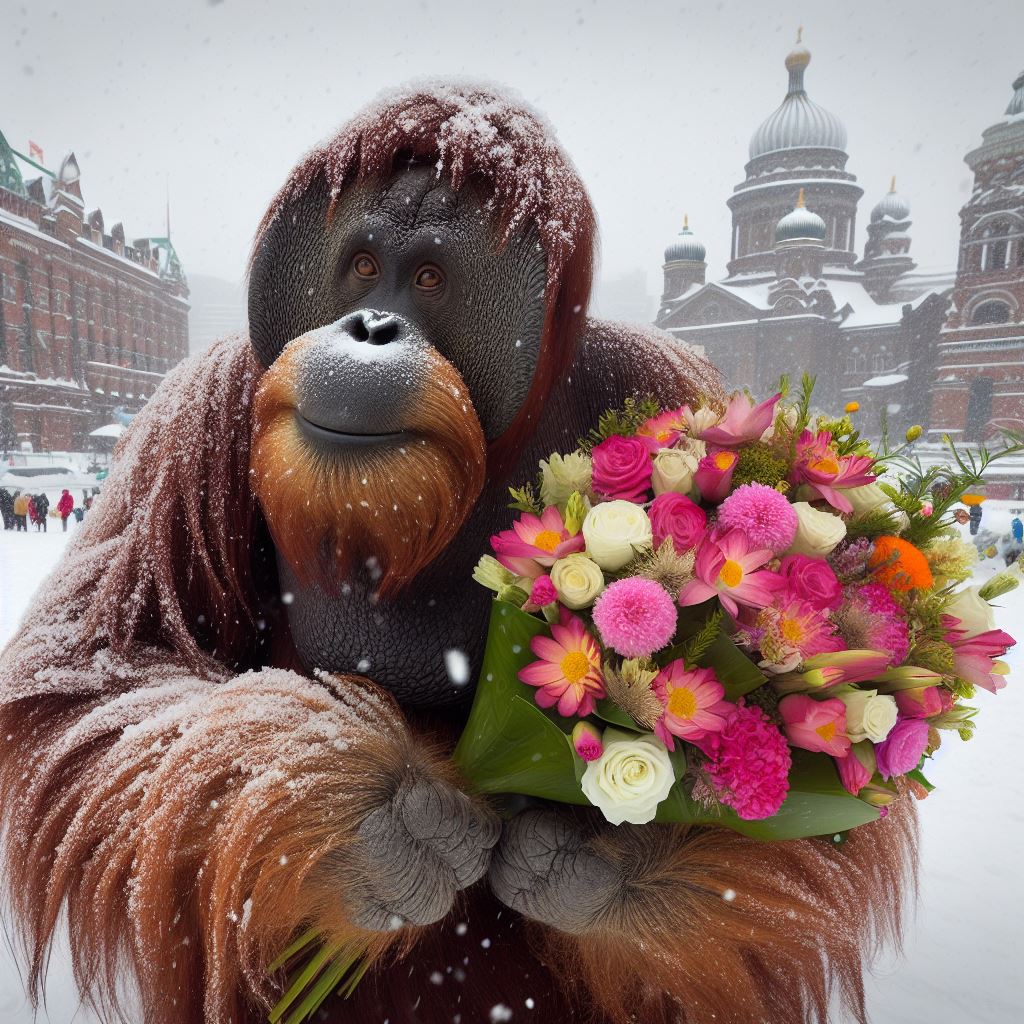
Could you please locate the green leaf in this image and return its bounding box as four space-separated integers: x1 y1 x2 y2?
593 698 640 730
453 602 588 805
653 751 880 839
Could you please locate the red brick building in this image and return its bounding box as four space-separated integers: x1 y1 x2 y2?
0 130 188 453
929 70 1024 446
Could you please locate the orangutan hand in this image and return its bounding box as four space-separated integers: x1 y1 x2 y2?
349 772 500 930
488 808 626 934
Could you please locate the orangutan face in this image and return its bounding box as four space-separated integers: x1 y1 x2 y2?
246 165 548 598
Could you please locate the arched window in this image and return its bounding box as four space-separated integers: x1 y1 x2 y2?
971 300 1011 325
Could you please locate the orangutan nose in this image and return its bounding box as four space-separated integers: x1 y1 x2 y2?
339 309 401 346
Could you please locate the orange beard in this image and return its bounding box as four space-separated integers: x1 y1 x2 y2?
250 333 487 598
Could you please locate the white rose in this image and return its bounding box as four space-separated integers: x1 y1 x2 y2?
580 729 676 826
945 586 997 638
842 483 891 518
838 689 898 743
540 451 592 507
550 553 606 610
786 502 847 557
651 441 705 496
582 500 653 572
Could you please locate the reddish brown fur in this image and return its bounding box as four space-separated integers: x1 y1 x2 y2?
250 331 487 597
544 801 918 1024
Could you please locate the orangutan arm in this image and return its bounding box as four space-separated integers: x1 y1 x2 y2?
0 640 497 1024
490 806 917 1024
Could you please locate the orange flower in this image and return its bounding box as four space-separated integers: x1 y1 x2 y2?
961 493 986 507
868 535 934 592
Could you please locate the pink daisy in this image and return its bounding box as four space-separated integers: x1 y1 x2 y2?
636 406 688 450
519 611 605 717
652 659 731 750
791 430 876 514
490 505 584 578
716 482 799 553
678 528 784 617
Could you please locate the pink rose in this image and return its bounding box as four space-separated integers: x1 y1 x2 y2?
649 493 707 553
591 435 653 503
874 717 929 779
778 554 844 610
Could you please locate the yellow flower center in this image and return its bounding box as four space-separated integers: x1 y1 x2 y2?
815 720 836 743
718 559 743 588
533 529 562 553
713 451 736 470
781 618 805 644
560 650 591 684
810 455 840 476
667 685 698 720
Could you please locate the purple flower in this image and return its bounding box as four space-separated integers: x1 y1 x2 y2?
874 717 930 779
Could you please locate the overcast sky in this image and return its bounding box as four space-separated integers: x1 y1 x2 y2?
2 0 1022 302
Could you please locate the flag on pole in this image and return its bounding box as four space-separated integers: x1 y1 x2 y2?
28 141 44 163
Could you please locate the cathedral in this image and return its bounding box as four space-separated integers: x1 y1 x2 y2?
655 41 1024 493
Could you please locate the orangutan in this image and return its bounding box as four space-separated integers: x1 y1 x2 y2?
0 82 916 1024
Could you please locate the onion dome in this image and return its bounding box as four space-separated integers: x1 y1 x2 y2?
775 188 826 243
664 215 707 263
871 176 911 222
1005 70 1024 117
749 35 847 159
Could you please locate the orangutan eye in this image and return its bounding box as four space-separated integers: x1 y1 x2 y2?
414 265 445 293
352 252 379 279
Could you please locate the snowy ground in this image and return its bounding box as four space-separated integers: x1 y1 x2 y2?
0 521 1022 1023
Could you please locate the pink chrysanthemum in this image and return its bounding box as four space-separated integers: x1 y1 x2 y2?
592 577 678 658
716 482 799 553
702 703 792 820
835 582 911 665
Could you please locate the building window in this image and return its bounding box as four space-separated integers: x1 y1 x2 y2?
971 300 1011 325
965 377 994 442
16 264 34 375
990 238 1009 270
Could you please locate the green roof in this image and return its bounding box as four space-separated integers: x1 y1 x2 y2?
0 129 27 196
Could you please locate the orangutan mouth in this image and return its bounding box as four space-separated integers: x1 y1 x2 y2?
295 412 413 448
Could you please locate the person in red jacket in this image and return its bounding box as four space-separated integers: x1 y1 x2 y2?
57 488 74 532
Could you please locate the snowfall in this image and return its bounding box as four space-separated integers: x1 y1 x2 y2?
0 495 1021 1023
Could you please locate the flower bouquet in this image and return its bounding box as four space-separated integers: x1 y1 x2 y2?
454 380 1021 838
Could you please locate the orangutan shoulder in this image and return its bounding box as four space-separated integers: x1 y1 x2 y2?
571 317 723 412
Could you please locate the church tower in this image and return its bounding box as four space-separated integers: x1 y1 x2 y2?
726 33 862 279
660 215 707 305
859 177 916 302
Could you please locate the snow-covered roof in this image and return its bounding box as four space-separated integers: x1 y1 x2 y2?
863 373 909 387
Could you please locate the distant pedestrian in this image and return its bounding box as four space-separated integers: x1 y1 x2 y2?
34 492 49 532
57 488 74 532
969 505 983 536
0 488 13 530
72 506 85 523
1012 516 1023 545
12 492 28 531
